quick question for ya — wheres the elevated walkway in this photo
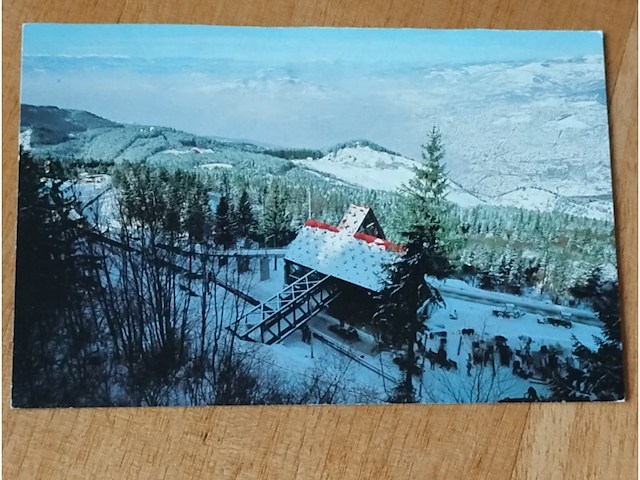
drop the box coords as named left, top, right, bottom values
left=238, top=269, right=341, bottom=345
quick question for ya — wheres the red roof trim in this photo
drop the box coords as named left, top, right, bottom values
left=304, top=218, right=340, bottom=232
left=304, top=218, right=404, bottom=253
left=354, top=232, right=405, bottom=253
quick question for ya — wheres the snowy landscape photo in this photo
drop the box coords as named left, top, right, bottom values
left=13, top=25, right=623, bottom=407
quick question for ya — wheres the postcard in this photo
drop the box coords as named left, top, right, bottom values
left=13, top=25, right=623, bottom=407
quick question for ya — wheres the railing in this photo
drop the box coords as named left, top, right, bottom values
left=239, top=269, right=341, bottom=344
left=241, top=269, right=323, bottom=327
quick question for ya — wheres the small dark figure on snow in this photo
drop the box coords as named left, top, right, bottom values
left=466, top=355, right=473, bottom=377
left=525, top=386, right=539, bottom=402
left=427, top=349, right=437, bottom=370
left=301, top=324, right=311, bottom=344
left=512, top=360, right=521, bottom=375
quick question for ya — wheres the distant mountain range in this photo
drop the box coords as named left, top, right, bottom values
left=19, top=104, right=613, bottom=221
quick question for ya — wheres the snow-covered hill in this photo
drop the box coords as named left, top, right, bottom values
left=293, top=146, right=489, bottom=206
left=292, top=146, right=417, bottom=192
left=294, top=145, right=612, bottom=219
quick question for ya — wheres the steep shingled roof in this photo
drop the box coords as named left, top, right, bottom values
left=338, top=204, right=370, bottom=234
left=337, top=204, right=386, bottom=239
left=285, top=214, right=403, bottom=292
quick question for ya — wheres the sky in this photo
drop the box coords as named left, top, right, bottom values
left=23, top=24, right=603, bottom=65
left=20, top=25, right=606, bottom=157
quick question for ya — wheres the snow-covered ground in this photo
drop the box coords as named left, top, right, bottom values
left=429, top=277, right=599, bottom=323
left=292, top=147, right=484, bottom=206
left=428, top=295, right=600, bottom=352
left=249, top=259, right=287, bottom=302
left=70, top=174, right=120, bottom=231
left=243, top=258, right=605, bottom=403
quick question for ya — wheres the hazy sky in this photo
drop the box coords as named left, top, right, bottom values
left=23, top=24, right=603, bottom=64
left=21, top=25, right=605, bottom=157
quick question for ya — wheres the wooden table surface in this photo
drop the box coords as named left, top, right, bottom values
left=3, top=1, right=637, bottom=478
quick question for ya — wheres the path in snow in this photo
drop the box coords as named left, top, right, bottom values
left=430, top=277, right=601, bottom=326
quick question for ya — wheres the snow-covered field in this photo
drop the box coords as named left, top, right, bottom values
left=292, top=146, right=418, bottom=192
left=70, top=174, right=120, bottom=231
left=293, top=146, right=484, bottom=208
left=161, top=147, right=215, bottom=155
left=428, top=296, right=600, bottom=352
left=200, top=162, right=233, bottom=169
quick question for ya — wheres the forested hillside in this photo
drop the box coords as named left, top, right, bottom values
left=20, top=104, right=618, bottom=303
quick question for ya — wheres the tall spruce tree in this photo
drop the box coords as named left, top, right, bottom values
left=262, top=181, right=293, bottom=246
left=374, top=218, right=449, bottom=403
left=186, top=184, right=210, bottom=244
left=235, top=189, right=256, bottom=239
left=397, top=126, right=448, bottom=235
left=373, top=127, right=454, bottom=402
left=213, top=195, right=235, bottom=250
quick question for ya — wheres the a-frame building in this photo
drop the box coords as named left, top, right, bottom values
left=237, top=205, right=403, bottom=345
left=336, top=204, right=386, bottom=239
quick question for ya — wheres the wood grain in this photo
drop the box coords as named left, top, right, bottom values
left=3, top=1, right=637, bottom=478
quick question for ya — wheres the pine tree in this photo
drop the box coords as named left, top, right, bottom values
left=235, top=189, right=256, bottom=239
left=220, top=171, right=231, bottom=198
left=163, top=179, right=182, bottom=235
left=262, top=181, right=293, bottom=246
left=569, top=267, right=602, bottom=300
left=549, top=278, right=624, bottom=401
left=373, top=128, right=453, bottom=402
left=213, top=195, right=235, bottom=250
left=373, top=218, right=449, bottom=403
left=398, top=127, right=448, bottom=234
left=506, top=254, right=524, bottom=294
left=186, top=184, right=211, bottom=244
